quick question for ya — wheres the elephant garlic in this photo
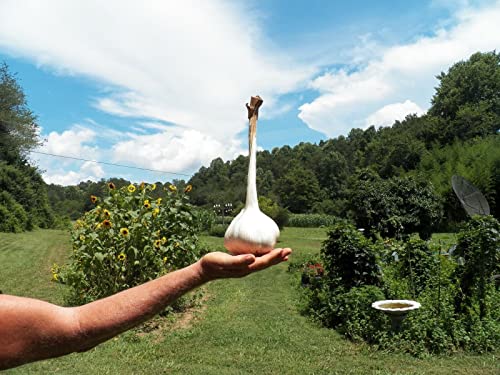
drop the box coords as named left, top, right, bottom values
left=224, top=96, right=280, bottom=255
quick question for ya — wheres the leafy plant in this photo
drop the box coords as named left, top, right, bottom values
left=321, top=221, right=381, bottom=290
left=59, top=182, right=200, bottom=305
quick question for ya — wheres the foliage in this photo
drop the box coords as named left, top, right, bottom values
left=258, top=196, right=289, bottom=229
left=0, top=62, right=40, bottom=162
left=349, top=173, right=443, bottom=239
left=192, top=208, right=216, bottom=233
left=208, top=223, right=228, bottom=237
left=321, top=221, right=381, bottom=290
left=59, top=182, right=200, bottom=305
left=0, top=190, right=29, bottom=232
left=288, top=214, right=340, bottom=228
left=296, top=221, right=499, bottom=355
left=453, top=215, right=500, bottom=318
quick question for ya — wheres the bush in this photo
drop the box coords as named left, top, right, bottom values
left=453, top=215, right=500, bottom=318
left=192, top=208, right=216, bottom=233
left=208, top=224, right=228, bottom=237
left=295, top=219, right=500, bottom=356
left=58, top=182, right=200, bottom=305
left=288, top=214, right=340, bottom=228
left=349, top=174, right=442, bottom=239
left=0, top=191, right=29, bottom=232
left=321, top=221, right=381, bottom=289
left=258, top=196, right=289, bottom=229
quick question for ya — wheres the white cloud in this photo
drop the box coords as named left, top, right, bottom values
left=41, top=127, right=98, bottom=159
left=365, top=100, right=425, bottom=129
left=0, top=0, right=313, bottom=142
left=112, top=127, right=244, bottom=174
left=299, top=1, right=500, bottom=137
left=42, top=161, right=105, bottom=185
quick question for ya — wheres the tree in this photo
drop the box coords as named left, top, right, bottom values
left=0, top=63, right=40, bottom=163
left=275, top=163, right=322, bottom=213
left=429, top=51, right=500, bottom=141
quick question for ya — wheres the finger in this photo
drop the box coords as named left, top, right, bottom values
left=222, top=253, right=256, bottom=268
left=248, top=249, right=285, bottom=271
left=279, top=248, right=292, bottom=258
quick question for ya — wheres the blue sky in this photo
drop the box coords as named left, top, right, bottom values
left=0, top=0, right=498, bottom=185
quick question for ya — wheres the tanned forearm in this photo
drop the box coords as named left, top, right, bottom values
left=0, top=260, right=206, bottom=370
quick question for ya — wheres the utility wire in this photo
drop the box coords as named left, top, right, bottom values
left=29, top=150, right=191, bottom=177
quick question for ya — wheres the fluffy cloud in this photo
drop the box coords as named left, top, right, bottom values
left=111, top=127, right=244, bottom=174
left=365, top=100, right=425, bottom=129
left=299, top=2, right=500, bottom=137
left=0, top=0, right=312, bottom=142
left=41, top=161, right=105, bottom=186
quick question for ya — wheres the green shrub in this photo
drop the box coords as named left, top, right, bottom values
left=258, top=196, right=289, bottom=229
left=295, top=220, right=499, bottom=355
left=192, top=208, right=216, bottom=233
left=321, top=221, right=381, bottom=289
left=0, top=191, right=29, bottom=232
left=453, top=215, right=500, bottom=318
left=288, top=214, right=340, bottom=228
left=59, top=182, right=200, bottom=305
left=208, top=224, right=228, bottom=237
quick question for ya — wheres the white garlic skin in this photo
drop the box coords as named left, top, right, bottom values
left=224, top=207, right=280, bottom=255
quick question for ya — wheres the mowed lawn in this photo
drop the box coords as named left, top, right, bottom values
left=0, top=228, right=498, bottom=374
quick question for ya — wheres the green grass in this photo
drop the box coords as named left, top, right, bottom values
left=1, top=228, right=498, bottom=374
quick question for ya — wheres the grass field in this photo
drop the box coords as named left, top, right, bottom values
left=0, top=228, right=498, bottom=374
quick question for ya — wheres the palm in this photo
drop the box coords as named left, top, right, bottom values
left=200, top=248, right=292, bottom=280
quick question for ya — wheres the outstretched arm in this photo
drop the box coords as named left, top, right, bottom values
left=0, top=248, right=291, bottom=370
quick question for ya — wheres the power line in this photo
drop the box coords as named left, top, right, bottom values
left=29, top=150, right=191, bottom=177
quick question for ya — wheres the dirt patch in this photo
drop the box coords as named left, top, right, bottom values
left=135, top=288, right=211, bottom=341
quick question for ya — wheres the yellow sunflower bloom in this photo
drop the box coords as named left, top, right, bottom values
left=163, top=256, right=168, bottom=264
left=102, top=219, right=112, bottom=228
left=168, top=184, right=177, bottom=192
left=151, top=183, right=156, bottom=191
left=140, top=182, right=145, bottom=190
left=79, top=235, right=85, bottom=241
left=184, top=184, right=192, bottom=193
left=153, top=208, right=160, bottom=217
left=108, top=182, right=116, bottom=190
left=144, top=200, right=151, bottom=209
left=120, top=228, right=129, bottom=236
left=156, top=198, right=162, bottom=205
left=154, top=239, right=162, bottom=249
left=52, top=273, right=59, bottom=282
left=127, top=184, right=136, bottom=193
left=103, top=209, right=110, bottom=217
left=90, top=195, right=98, bottom=203
left=161, top=236, right=167, bottom=244
left=118, top=253, right=126, bottom=261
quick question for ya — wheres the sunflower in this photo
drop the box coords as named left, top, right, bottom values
left=144, top=200, right=151, bottom=209
left=108, top=182, right=116, bottom=190
left=118, top=253, right=126, bottom=261
left=52, top=273, right=59, bottom=282
left=96, top=223, right=102, bottom=230
left=120, top=228, right=129, bottom=236
left=154, top=239, right=162, bottom=249
left=127, top=184, right=136, bottom=193
left=103, top=209, right=111, bottom=217
left=184, top=184, right=192, bottom=193
left=163, top=256, right=168, bottom=264
left=168, top=184, right=177, bottom=192
left=156, top=198, right=162, bottom=205
left=151, top=183, right=156, bottom=191
left=153, top=207, right=160, bottom=217
left=79, top=235, right=85, bottom=241
left=140, top=182, right=145, bottom=190
left=102, top=219, right=112, bottom=228
left=90, top=195, right=98, bottom=203
left=161, top=236, right=167, bottom=244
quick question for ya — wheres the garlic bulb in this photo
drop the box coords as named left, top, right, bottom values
left=224, top=96, right=280, bottom=255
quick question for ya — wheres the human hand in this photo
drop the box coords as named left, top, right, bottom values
left=198, top=248, right=292, bottom=281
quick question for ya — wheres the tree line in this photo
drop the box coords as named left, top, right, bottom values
left=1, top=51, right=499, bottom=233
